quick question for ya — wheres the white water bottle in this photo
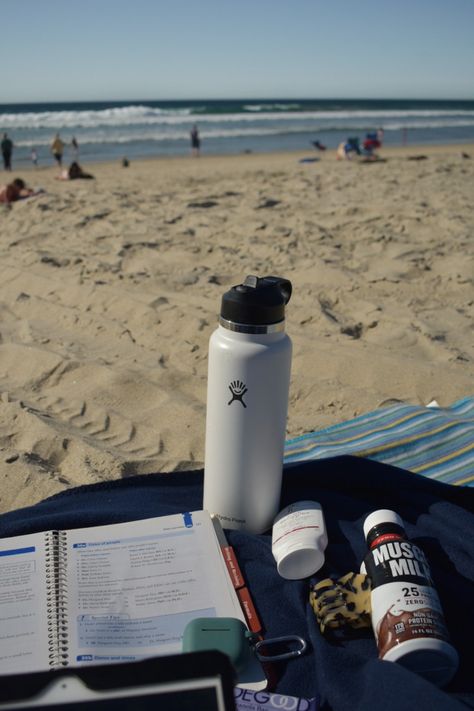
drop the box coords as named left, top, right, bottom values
left=203, top=275, right=292, bottom=534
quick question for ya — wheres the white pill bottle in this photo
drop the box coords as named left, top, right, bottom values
left=363, top=509, right=458, bottom=687
left=203, top=275, right=292, bottom=534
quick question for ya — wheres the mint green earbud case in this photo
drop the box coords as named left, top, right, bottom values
left=182, top=617, right=254, bottom=673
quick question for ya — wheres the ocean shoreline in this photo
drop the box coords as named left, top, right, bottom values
left=10, top=141, right=474, bottom=176
left=3, top=97, right=473, bottom=166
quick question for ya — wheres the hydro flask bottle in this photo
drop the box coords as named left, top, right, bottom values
left=203, top=275, right=292, bottom=534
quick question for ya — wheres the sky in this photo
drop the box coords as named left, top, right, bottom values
left=1, top=0, right=473, bottom=104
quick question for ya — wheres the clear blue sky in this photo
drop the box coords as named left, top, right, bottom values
left=2, top=0, right=473, bottom=103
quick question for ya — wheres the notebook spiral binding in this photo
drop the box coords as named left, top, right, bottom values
left=45, top=530, right=69, bottom=667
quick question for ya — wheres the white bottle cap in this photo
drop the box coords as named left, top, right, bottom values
left=363, top=509, right=404, bottom=539
left=276, top=541, right=325, bottom=580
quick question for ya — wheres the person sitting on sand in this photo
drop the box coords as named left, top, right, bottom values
left=0, top=177, right=42, bottom=204
left=56, top=162, right=95, bottom=180
left=362, top=132, right=382, bottom=160
left=336, top=137, right=361, bottom=160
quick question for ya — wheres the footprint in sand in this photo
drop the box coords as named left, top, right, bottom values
left=34, top=394, right=162, bottom=458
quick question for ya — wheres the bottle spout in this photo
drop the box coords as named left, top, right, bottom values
left=243, top=275, right=259, bottom=289
left=241, top=275, right=292, bottom=304
left=221, top=275, right=292, bottom=327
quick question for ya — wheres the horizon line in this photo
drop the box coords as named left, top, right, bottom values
left=1, top=95, right=474, bottom=108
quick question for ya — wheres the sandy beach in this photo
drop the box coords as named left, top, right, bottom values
left=0, top=144, right=473, bottom=513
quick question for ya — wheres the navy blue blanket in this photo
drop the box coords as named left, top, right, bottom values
left=0, top=456, right=473, bottom=711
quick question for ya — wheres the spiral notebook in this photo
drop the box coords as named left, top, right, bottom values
left=0, top=510, right=264, bottom=689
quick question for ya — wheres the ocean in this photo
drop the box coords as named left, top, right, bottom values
left=1, top=98, right=474, bottom=167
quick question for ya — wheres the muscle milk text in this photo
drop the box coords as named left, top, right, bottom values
left=372, top=541, right=433, bottom=583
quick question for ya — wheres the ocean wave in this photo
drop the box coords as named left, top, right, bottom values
left=14, top=126, right=305, bottom=146
left=2, top=105, right=474, bottom=131
left=0, top=105, right=195, bottom=130
left=378, top=120, right=474, bottom=131
left=243, top=103, right=303, bottom=111
left=12, top=118, right=474, bottom=148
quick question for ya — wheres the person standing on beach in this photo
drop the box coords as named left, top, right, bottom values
left=51, top=133, right=65, bottom=167
left=1, top=133, right=13, bottom=171
left=71, top=135, right=79, bottom=159
left=31, top=148, right=38, bottom=167
left=190, top=124, right=200, bottom=157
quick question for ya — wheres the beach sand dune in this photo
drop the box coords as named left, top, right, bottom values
left=0, top=146, right=473, bottom=512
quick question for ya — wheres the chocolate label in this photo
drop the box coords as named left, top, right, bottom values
left=371, top=584, right=450, bottom=658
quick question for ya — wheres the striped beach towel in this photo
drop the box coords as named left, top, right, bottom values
left=284, top=396, right=474, bottom=486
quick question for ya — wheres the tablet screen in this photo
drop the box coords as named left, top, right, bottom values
left=0, top=653, right=236, bottom=711
left=2, top=677, right=227, bottom=710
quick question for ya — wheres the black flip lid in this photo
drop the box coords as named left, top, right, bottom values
left=220, top=275, right=292, bottom=326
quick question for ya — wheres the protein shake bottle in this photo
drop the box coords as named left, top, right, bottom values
left=363, top=509, right=458, bottom=687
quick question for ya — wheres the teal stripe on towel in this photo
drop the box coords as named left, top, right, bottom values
left=284, top=397, right=474, bottom=486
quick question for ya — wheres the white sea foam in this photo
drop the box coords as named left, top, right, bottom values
left=12, top=117, right=474, bottom=149
left=243, top=103, right=302, bottom=111
left=2, top=105, right=474, bottom=131
left=13, top=126, right=313, bottom=147
left=0, top=105, right=195, bottom=129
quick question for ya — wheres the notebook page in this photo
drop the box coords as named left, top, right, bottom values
left=63, top=511, right=245, bottom=665
left=0, top=531, right=51, bottom=674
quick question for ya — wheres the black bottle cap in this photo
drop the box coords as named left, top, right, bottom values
left=220, top=275, right=292, bottom=326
